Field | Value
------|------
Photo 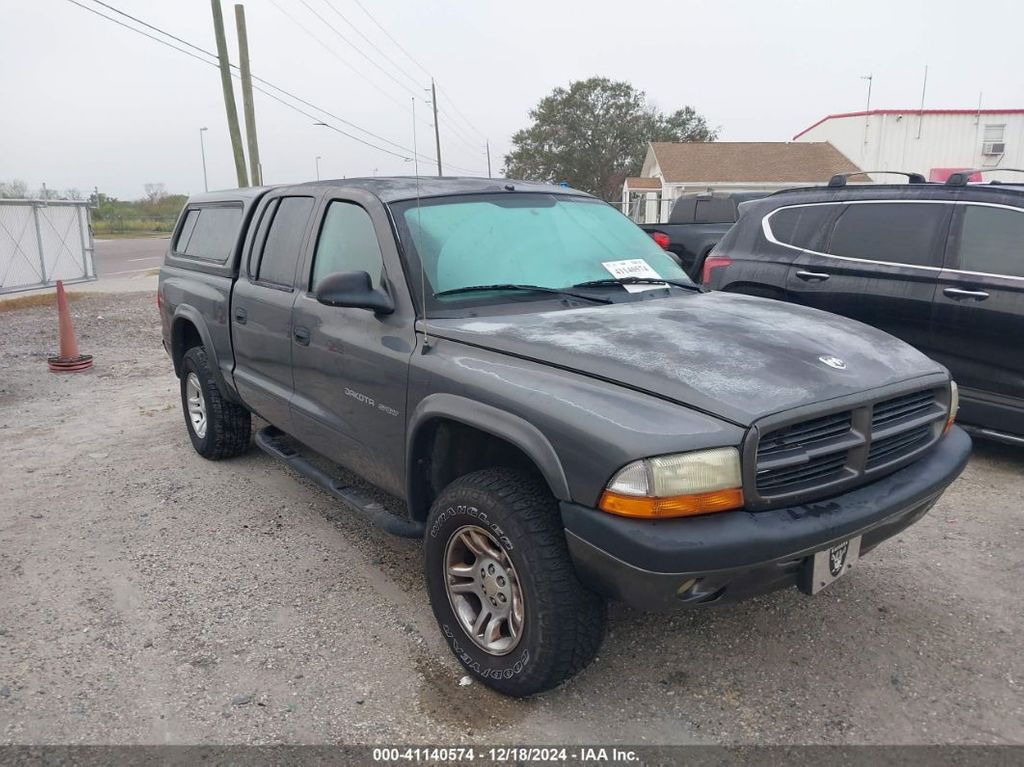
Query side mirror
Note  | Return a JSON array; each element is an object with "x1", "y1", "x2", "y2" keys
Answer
[{"x1": 314, "y1": 270, "x2": 394, "y2": 315}]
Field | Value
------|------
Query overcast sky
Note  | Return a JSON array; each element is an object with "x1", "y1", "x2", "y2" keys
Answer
[{"x1": 3, "y1": 0, "x2": 1023, "y2": 200}]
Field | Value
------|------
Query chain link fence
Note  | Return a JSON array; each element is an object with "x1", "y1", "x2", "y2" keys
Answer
[{"x1": 0, "y1": 200, "x2": 96, "y2": 294}]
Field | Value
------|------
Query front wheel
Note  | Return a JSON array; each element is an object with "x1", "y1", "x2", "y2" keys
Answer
[{"x1": 424, "y1": 468, "x2": 607, "y2": 697}]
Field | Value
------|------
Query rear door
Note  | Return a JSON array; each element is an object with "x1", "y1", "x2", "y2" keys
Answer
[
  {"x1": 783, "y1": 201, "x2": 950, "y2": 359},
  {"x1": 230, "y1": 193, "x2": 317, "y2": 430},
  {"x1": 932, "y1": 202, "x2": 1024, "y2": 436},
  {"x1": 289, "y1": 194, "x2": 416, "y2": 497}
]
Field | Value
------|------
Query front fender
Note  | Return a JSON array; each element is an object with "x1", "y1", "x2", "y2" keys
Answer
[
  {"x1": 171, "y1": 305, "x2": 240, "y2": 403},
  {"x1": 406, "y1": 393, "x2": 572, "y2": 508}
]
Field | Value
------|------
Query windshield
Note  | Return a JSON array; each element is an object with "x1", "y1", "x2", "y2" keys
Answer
[{"x1": 391, "y1": 193, "x2": 691, "y2": 314}]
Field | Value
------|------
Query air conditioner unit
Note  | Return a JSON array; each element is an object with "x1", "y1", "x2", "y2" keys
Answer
[{"x1": 982, "y1": 142, "x2": 1006, "y2": 156}]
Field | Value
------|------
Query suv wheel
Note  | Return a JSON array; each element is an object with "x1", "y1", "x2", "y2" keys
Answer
[
  {"x1": 179, "y1": 346, "x2": 251, "y2": 459},
  {"x1": 424, "y1": 468, "x2": 607, "y2": 696}
]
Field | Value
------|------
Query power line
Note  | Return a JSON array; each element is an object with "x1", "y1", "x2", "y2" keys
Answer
[
  {"x1": 319, "y1": 0, "x2": 423, "y2": 92},
  {"x1": 67, "y1": 0, "x2": 487, "y2": 175},
  {"x1": 266, "y1": 0, "x2": 413, "y2": 115},
  {"x1": 344, "y1": 0, "x2": 490, "y2": 143},
  {"x1": 349, "y1": 0, "x2": 432, "y2": 79},
  {"x1": 436, "y1": 84, "x2": 489, "y2": 141},
  {"x1": 84, "y1": 0, "x2": 420, "y2": 157},
  {"x1": 294, "y1": 0, "x2": 419, "y2": 99}
]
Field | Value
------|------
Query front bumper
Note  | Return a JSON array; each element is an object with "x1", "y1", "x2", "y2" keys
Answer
[{"x1": 561, "y1": 426, "x2": 971, "y2": 611}]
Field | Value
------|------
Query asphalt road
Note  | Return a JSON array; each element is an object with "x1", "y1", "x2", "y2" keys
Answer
[
  {"x1": 92, "y1": 237, "x2": 168, "y2": 279},
  {"x1": 1, "y1": 291, "x2": 1022, "y2": 746}
]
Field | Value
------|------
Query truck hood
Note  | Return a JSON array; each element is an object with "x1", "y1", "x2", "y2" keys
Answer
[{"x1": 425, "y1": 292, "x2": 946, "y2": 426}]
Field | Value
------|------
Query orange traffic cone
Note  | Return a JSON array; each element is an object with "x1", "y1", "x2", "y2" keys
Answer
[{"x1": 47, "y1": 281, "x2": 93, "y2": 373}]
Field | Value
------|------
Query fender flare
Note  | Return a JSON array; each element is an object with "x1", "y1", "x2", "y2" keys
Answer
[
  {"x1": 170, "y1": 305, "x2": 237, "y2": 403},
  {"x1": 406, "y1": 393, "x2": 572, "y2": 514}
]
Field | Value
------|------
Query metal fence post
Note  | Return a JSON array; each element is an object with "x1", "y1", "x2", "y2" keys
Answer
[{"x1": 33, "y1": 203, "x2": 47, "y2": 284}]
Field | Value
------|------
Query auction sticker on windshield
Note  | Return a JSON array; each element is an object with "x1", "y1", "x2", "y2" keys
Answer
[{"x1": 601, "y1": 259, "x2": 666, "y2": 292}]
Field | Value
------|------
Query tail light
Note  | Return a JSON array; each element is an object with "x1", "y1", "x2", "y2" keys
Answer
[
  {"x1": 701, "y1": 255, "x2": 732, "y2": 285},
  {"x1": 650, "y1": 231, "x2": 671, "y2": 250}
]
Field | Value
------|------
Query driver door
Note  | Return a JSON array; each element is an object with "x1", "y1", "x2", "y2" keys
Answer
[{"x1": 290, "y1": 195, "x2": 416, "y2": 498}]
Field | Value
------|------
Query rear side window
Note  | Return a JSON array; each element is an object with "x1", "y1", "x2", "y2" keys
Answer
[
  {"x1": 255, "y1": 196, "x2": 315, "y2": 287},
  {"x1": 957, "y1": 205, "x2": 1024, "y2": 278},
  {"x1": 828, "y1": 202, "x2": 948, "y2": 267},
  {"x1": 176, "y1": 205, "x2": 242, "y2": 261},
  {"x1": 767, "y1": 205, "x2": 836, "y2": 251},
  {"x1": 311, "y1": 201, "x2": 385, "y2": 289}
]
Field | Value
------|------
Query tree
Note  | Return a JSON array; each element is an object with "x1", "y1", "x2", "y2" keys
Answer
[
  {"x1": 503, "y1": 77, "x2": 717, "y2": 201},
  {"x1": 144, "y1": 183, "x2": 167, "y2": 204},
  {"x1": 0, "y1": 179, "x2": 29, "y2": 198}
]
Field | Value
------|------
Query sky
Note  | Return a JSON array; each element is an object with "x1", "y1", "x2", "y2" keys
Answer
[{"x1": 2, "y1": 0, "x2": 1023, "y2": 200}]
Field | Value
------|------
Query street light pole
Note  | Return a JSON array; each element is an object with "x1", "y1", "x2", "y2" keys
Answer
[
  {"x1": 199, "y1": 127, "x2": 209, "y2": 192},
  {"x1": 315, "y1": 155, "x2": 322, "y2": 181}
]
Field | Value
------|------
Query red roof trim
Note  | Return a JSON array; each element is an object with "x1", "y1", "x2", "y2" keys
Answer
[{"x1": 793, "y1": 108, "x2": 1024, "y2": 140}]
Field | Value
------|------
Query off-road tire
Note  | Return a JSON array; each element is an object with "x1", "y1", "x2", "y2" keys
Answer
[
  {"x1": 424, "y1": 467, "x2": 607, "y2": 697},
  {"x1": 180, "y1": 346, "x2": 251, "y2": 460}
]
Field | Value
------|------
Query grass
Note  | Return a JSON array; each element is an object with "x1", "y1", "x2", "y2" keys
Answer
[{"x1": 0, "y1": 291, "x2": 86, "y2": 312}]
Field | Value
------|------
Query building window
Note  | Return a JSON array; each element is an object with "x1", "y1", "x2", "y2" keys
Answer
[{"x1": 983, "y1": 124, "x2": 1005, "y2": 143}]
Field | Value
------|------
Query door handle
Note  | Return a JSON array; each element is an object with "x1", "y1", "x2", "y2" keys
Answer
[
  {"x1": 943, "y1": 287, "x2": 990, "y2": 301},
  {"x1": 293, "y1": 326, "x2": 311, "y2": 346},
  {"x1": 796, "y1": 270, "x2": 830, "y2": 282},
  {"x1": 233, "y1": 306, "x2": 247, "y2": 324}
]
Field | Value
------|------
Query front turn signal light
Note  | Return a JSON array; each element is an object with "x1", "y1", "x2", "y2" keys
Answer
[
  {"x1": 599, "y1": 487, "x2": 744, "y2": 519},
  {"x1": 944, "y1": 380, "x2": 959, "y2": 434}
]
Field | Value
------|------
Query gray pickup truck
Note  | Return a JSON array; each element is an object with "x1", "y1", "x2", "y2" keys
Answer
[{"x1": 159, "y1": 177, "x2": 971, "y2": 697}]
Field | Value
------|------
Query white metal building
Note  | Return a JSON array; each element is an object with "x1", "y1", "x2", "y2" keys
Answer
[{"x1": 793, "y1": 109, "x2": 1024, "y2": 181}]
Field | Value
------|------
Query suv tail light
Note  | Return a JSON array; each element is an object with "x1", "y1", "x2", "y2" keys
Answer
[
  {"x1": 650, "y1": 231, "x2": 671, "y2": 250},
  {"x1": 701, "y1": 255, "x2": 732, "y2": 285}
]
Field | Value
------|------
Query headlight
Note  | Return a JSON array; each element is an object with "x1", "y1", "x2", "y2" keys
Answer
[
  {"x1": 944, "y1": 380, "x2": 959, "y2": 434},
  {"x1": 599, "y1": 447, "x2": 744, "y2": 519}
]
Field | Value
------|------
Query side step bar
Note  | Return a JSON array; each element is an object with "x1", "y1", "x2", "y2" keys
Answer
[
  {"x1": 961, "y1": 424, "x2": 1024, "y2": 447},
  {"x1": 255, "y1": 426, "x2": 425, "y2": 539}
]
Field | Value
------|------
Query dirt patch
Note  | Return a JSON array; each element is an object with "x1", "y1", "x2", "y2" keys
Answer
[{"x1": 0, "y1": 292, "x2": 1022, "y2": 745}]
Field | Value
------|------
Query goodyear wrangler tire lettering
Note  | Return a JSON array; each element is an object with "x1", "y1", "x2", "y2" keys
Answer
[{"x1": 424, "y1": 468, "x2": 606, "y2": 697}]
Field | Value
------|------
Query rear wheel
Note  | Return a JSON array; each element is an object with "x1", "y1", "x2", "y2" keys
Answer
[
  {"x1": 179, "y1": 346, "x2": 251, "y2": 459},
  {"x1": 424, "y1": 468, "x2": 607, "y2": 697}
]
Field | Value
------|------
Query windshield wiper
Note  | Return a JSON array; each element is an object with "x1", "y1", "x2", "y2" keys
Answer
[
  {"x1": 572, "y1": 277, "x2": 702, "y2": 291},
  {"x1": 433, "y1": 284, "x2": 612, "y2": 304}
]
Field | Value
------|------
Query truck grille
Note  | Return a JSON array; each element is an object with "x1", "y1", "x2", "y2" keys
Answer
[{"x1": 752, "y1": 386, "x2": 947, "y2": 507}]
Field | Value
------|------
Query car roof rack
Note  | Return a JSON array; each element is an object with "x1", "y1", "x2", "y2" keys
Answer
[
  {"x1": 945, "y1": 168, "x2": 1024, "y2": 186},
  {"x1": 828, "y1": 171, "x2": 927, "y2": 187}
]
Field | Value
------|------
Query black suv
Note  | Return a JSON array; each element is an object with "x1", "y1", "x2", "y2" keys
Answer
[{"x1": 706, "y1": 170, "x2": 1024, "y2": 445}]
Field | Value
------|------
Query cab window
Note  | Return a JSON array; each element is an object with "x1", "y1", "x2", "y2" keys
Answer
[
  {"x1": 311, "y1": 201, "x2": 386, "y2": 290},
  {"x1": 254, "y1": 196, "x2": 315, "y2": 287}
]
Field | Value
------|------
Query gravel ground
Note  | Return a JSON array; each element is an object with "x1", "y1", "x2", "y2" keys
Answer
[{"x1": 0, "y1": 291, "x2": 1022, "y2": 745}]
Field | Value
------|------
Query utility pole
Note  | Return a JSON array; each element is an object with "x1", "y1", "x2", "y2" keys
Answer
[
  {"x1": 211, "y1": 0, "x2": 248, "y2": 187},
  {"x1": 431, "y1": 79, "x2": 442, "y2": 177},
  {"x1": 199, "y1": 127, "x2": 209, "y2": 192},
  {"x1": 315, "y1": 156, "x2": 322, "y2": 181},
  {"x1": 234, "y1": 4, "x2": 261, "y2": 186},
  {"x1": 486, "y1": 140, "x2": 492, "y2": 178}
]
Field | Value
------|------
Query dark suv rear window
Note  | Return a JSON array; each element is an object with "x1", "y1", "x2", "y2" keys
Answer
[
  {"x1": 958, "y1": 205, "x2": 1024, "y2": 278},
  {"x1": 767, "y1": 205, "x2": 836, "y2": 251},
  {"x1": 828, "y1": 202, "x2": 948, "y2": 267},
  {"x1": 175, "y1": 205, "x2": 243, "y2": 262}
]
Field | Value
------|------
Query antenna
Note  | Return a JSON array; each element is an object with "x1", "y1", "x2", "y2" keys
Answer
[{"x1": 412, "y1": 97, "x2": 431, "y2": 354}]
